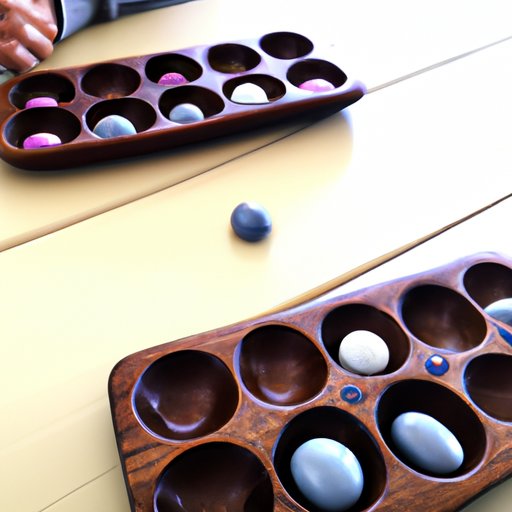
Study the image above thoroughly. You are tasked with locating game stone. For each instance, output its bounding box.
[338,329,390,375]
[168,103,204,123]
[93,115,137,138]
[23,132,62,149]
[230,83,269,104]
[230,201,272,241]
[484,298,512,326]
[299,78,335,92]
[24,96,58,108]
[391,412,464,475]
[290,437,364,511]
[158,72,189,86]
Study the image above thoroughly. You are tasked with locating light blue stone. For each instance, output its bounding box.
[391,412,464,475]
[290,438,364,512]
[169,103,204,124]
[484,298,512,326]
[93,115,137,138]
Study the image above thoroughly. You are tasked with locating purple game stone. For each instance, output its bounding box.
[23,133,62,149]
[24,97,58,109]
[157,72,189,86]
[299,78,335,92]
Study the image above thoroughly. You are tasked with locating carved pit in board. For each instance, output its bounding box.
[132,350,239,441]
[85,98,157,136]
[4,107,81,148]
[377,379,486,478]
[464,353,512,422]
[287,59,348,90]
[223,74,287,104]
[158,85,225,121]
[401,284,487,352]
[81,63,141,99]
[8,72,75,108]
[463,261,512,310]
[321,303,410,375]
[260,32,314,60]
[273,406,387,512]
[207,43,261,73]
[154,442,274,512]
[145,54,203,85]
[238,325,328,406]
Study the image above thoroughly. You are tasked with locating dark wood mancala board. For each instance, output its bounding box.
[109,252,512,511]
[0,31,364,170]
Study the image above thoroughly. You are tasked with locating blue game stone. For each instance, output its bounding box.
[169,103,204,124]
[291,438,364,512]
[230,202,272,242]
[484,298,512,326]
[391,412,464,475]
[93,115,137,138]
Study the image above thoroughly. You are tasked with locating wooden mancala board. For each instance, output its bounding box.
[0,31,364,170]
[109,252,512,511]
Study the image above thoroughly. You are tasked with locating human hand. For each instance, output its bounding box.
[0,0,58,73]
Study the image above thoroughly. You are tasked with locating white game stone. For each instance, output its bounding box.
[230,83,269,104]
[338,330,389,375]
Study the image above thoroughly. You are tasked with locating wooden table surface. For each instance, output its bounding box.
[0,1,511,510]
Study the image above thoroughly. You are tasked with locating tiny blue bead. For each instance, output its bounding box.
[231,202,272,242]
[341,385,363,404]
[425,355,449,376]
[93,114,137,138]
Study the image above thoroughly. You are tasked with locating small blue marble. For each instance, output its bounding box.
[291,438,364,512]
[93,115,137,138]
[230,202,272,242]
[425,354,449,376]
[169,103,204,124]
[391,412,464,475]
[484,298,512,326]
[341,385,363,404]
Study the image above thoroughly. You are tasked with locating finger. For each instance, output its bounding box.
[0,10,54,61]
[0,39,38,72]
[0,0,57,40]
[14,19,54,59]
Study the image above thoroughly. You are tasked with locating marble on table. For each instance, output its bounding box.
[0,0,509,253]
[0,32,511,510]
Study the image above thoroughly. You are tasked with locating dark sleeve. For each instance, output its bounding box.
[55,0,196,40]
[54,0,100,41]
[97,1,197,20]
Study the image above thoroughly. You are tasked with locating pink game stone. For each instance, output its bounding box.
[23,133,62,149]
[24,97,58,109]
[298,78,335,92]
[157,72,189,86]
